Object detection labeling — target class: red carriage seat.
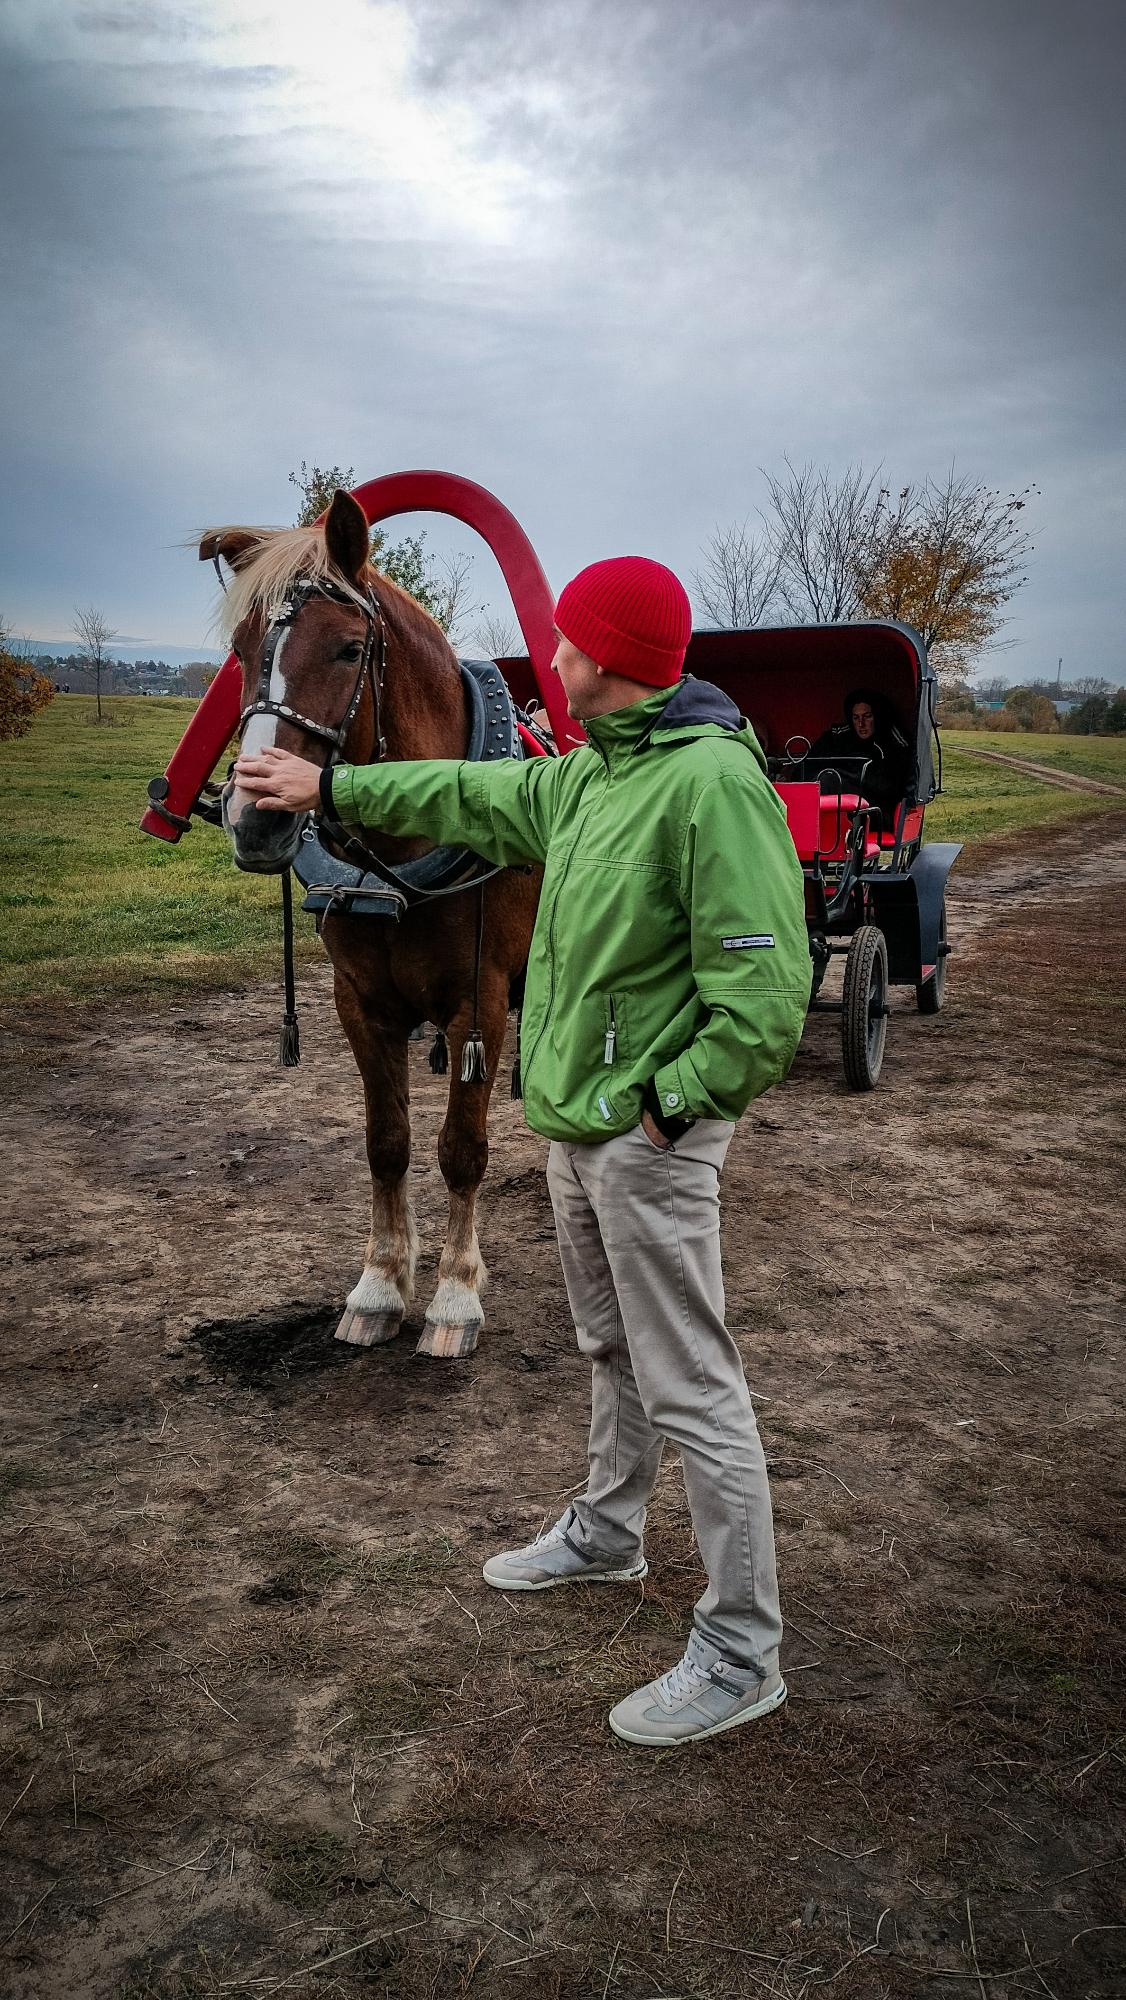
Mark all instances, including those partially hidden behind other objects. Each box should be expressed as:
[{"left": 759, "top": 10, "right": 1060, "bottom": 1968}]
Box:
[
  {"left": 774, "top": 781, "right": 821, "bottom": 859},
  {"left": 775, "top": 782, "right": 883, "bottom": 864}
]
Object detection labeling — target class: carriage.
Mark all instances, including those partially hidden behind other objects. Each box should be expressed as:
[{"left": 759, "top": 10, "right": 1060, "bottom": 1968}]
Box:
[
  {"left": 142, "top": 470, "right": 958, "bottom": 1100},
  {"left": 675, "top": 622, "right": 959, "bottom": 1090}
]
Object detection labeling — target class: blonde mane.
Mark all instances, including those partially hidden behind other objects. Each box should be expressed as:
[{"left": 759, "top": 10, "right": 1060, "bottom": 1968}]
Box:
[{"left": 209, "top": 524, "right": 373, "bottom": 641}]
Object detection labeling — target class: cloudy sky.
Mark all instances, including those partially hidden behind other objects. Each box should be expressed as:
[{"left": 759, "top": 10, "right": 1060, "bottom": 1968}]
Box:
[{"left": 1, "top": 0, "right": 1122, "bottom": 677}]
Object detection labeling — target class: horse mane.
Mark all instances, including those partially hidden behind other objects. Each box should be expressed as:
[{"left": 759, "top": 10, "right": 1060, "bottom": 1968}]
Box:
[{"left": 209, "top": 523, "right": 447, "bottom": 651}]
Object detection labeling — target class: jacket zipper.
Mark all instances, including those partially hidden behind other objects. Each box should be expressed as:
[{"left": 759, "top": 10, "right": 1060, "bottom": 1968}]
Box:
[
  {"left": 518, "top": 786, "right": 604, "bottom": 1097},
  {"left": 604, "top": 993, "right": 617, "bottom": 1065}
]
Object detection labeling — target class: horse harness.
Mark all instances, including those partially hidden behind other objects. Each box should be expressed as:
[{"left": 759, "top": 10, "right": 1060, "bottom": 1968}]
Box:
[
  {"left": 244, "top": 571, "right": 388, "bottom": 766},
  {"left": 244, "top": 577, "right": 530, "bottom": 1075},
  {"left": 296, "top": 654, "right": 525, "bottom": 923}
]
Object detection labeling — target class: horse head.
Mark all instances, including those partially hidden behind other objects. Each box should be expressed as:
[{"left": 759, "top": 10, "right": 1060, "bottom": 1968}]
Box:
[{"left": 201, "top": 491, "right": 377, "bottom": 874}]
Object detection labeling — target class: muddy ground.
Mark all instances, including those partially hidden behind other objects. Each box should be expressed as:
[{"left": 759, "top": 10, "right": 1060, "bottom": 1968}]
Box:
[{"left": 2, "top": 813, "right": 1124, "bottom": 2000}]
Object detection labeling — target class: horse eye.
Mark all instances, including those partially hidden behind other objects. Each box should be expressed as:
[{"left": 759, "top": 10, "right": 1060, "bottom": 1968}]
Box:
[{"left": 337, "top": 644, "right": 363, "bottom": 663}]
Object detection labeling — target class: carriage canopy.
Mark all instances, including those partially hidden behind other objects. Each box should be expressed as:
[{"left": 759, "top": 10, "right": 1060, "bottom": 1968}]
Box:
[{"left": 676, "top": 619, "right": 937, "bottom": 806}]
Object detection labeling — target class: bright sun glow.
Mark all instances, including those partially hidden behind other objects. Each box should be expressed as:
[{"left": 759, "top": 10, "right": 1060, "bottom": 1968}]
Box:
[{"left": 31, "top": 0, "right": 533, "bottom": 247}]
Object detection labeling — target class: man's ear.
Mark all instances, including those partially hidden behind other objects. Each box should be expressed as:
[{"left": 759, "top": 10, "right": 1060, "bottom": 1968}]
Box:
[
  {"left": 324, "top": 490, "right": 371, "bottom": 584},
  {"left": 198, "top": 529, "right": 262, "bottom": 570}
]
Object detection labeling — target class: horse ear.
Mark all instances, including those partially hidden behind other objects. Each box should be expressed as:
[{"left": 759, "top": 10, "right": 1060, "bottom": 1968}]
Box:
[
  {"left": 324, "top": 490, "right": 371, "bottom": 584},
  {"left": 198, "top": 529, "right": 261, "bottom": 571}
]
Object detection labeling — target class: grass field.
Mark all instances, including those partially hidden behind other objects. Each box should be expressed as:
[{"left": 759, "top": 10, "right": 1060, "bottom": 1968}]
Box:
[
  {"left": 945, "top": 729, "right": 1126, "bottom": 783},
  {"left": 927, "top": 731, "right": 1126, "bottom": 842},
  {"left": 1, "top": 696, "right": 320, "bottom": 1006},
  {"left": 2, "top": 698, "right": 1125, "bottom": 1007}
]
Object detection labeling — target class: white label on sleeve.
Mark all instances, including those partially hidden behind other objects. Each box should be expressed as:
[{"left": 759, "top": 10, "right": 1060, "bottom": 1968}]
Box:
[{"left": 722, "top": 934, "right": 775, "bottom": 950}]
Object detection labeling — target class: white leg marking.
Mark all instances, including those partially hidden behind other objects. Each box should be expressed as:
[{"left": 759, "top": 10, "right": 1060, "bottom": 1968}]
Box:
[
  {"left": 352, "top": 1178, "right": 418, "bottom": 1316},
  {"left": 226, "top": 628, "right": 289, "bottom": 826},
  {"left": 425, "top": 1192, "right": 486, "bottom": 1328},
  {"left": 347, "top": 1270, "right": 407, "bottom": 1316},
  {"left": 426, "top": 1276, "right": 485, "bottom": 1328}
]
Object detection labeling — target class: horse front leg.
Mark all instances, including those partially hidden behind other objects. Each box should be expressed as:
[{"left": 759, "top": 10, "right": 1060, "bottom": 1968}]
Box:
[
  {"left": 416, "top": 979, "right": 509, "bottom": 1360},
  {"left": 334, "top": 1007, "right": 417, "bottom": 1349}
]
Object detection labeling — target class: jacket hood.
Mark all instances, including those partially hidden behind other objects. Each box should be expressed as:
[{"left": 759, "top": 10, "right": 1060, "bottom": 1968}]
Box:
[
  {"left": 652, "top": 675, "right": 743, "bottom": 734},
  {"left": 583, "top": 675, "right": 764, "bottom": 775}
]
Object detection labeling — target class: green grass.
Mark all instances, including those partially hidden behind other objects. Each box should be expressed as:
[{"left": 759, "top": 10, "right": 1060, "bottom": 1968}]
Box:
[
  {"left": 0, "top": 696, "right": 319, "bottom": 1006},
  {"left": 926, "top": 730, "right": 1126, "bottom": 843},
  {"left": 3, "top": 698, "right": 1125, "bottom": 1009},
  {"left": 946, "top": 730, "right": 1126, "bottom": 784}
]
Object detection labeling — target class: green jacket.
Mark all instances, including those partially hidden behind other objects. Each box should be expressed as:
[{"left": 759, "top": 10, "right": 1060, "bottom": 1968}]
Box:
[{"left": 331, "top": 677, "right": 810, "bottom": 1144}]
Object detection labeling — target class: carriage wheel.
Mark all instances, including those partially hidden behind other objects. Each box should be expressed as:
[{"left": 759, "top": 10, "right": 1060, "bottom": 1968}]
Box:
[
  {"left": 842, "top": 926, "right": 888, "bottom": 1090},
  {"left": 916, "top": 897, "right": 948, "bottom": 1015}
]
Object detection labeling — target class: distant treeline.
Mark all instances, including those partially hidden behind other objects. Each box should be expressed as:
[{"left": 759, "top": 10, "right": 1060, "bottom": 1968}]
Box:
[
  {"left": 941, "top": 677, "right": 1126, "bottom": 734},
  {"left": 36, "top": 655, "right": 218, "bottom": 696}
]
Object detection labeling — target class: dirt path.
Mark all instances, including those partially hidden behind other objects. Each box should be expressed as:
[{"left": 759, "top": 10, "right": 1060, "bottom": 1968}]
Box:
[
  {"left": 953, "top": 743, "right": 1126, "bottom": 794},
  {"left": 1, "top": 814, "right": 1124, "bottom": 1999}
]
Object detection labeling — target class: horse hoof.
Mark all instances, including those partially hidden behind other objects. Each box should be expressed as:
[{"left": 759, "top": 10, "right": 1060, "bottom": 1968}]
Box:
[
  {"left": 335, "top": 1307, "right": 403, "bottom": 1348},
  {"left": 416, "top": 1320, "right": 481, "bottom": 1360}
]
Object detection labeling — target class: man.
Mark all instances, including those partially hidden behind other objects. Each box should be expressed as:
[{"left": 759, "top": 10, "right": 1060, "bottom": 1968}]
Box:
[
  {"left": 236, "top": 556, "right": 810, "bottom": 1747},
  {"left": 810, "top": 687, "right": 911, "bottom": 827}
]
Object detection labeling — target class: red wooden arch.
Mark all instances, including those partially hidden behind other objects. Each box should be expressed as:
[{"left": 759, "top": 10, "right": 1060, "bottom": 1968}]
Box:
[{"left": 141, "top": 469, "right": 570, "bottom": 843}]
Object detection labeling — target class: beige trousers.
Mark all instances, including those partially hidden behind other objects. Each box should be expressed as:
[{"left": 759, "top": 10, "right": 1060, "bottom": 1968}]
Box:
[{"left": 546, "top": 1120, "right": 782, "bottom": 1676}]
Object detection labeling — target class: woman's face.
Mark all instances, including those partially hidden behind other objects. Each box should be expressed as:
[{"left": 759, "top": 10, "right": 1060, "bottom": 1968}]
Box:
[{"left": 851, "top": 701, "right": 875, "bottom": 741}]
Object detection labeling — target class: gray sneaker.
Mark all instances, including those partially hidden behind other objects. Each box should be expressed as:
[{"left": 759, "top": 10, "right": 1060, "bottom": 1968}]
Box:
[
  {"left": 482, "top": 1506, "right": 647, "bottom": 1592},
  {"left": 608, "top": 1631, "right": 787, "bottom": 1745}
]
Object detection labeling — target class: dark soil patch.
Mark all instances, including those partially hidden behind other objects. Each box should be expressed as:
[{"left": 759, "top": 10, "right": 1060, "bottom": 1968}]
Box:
[{"left": 190, "top": 1300, "right": 351, "bottom": 1385}]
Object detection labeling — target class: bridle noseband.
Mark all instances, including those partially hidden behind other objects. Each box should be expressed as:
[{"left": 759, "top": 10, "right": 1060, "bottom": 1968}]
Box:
[{"left": 238, "top": 573, "right": 388, "bottom": 769}]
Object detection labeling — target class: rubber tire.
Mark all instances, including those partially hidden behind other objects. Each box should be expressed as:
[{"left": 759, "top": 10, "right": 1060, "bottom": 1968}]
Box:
[
  {"left": 842, "top": 926, "right": 888, "bottom": 1091},
  {"left": 916, "top": 898, "right": 947, "bottom": 1015}
]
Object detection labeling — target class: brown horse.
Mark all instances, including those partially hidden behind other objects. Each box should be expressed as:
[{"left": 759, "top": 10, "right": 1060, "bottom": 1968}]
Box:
[{"left": 202, "top": 489, "right": 539, "bottom": 1358}]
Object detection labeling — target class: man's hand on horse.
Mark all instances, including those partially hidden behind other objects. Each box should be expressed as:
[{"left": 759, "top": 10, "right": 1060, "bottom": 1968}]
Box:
[{"left": 234, "top": 746, "right": 322, "bottom": 814}]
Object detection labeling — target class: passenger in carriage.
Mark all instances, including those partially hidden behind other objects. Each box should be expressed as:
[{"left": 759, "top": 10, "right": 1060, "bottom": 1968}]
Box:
[{"left": 809, "top": 686, "right": 910, "bottom": 828}]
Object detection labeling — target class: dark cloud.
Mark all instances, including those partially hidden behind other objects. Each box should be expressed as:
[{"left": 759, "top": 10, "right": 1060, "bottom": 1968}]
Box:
[{"left": 0, "top": 0, "right": 1122, "bottom": 674}]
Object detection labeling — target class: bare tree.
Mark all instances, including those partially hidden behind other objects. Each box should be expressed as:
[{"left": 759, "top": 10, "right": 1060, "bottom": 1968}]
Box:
[
  {"left": 73, "top": 605, "right": 118, "bottom": 721},
  {"left": 760, "top": 460, "right": 910, "bottom": 625},
  {"left": 692, "top": 521, "right": 781, "bottom": 629},
  {"left": 429, "top": 553, "right": 482, "bottom": 648},
  {"left": 709, "top": 459, "right": 1035, "bottom": 677},
  {"left": 471, "top": 609, "right": 523, "bottom": 658},
  {"left": 972, "top": 674, "right": 1009, "bottom": 705}
]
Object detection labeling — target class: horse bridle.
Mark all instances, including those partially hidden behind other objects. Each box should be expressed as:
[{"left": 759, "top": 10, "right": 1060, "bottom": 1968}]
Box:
[{"left": 239, "top": 573, "right": 388, "bottom": 767}]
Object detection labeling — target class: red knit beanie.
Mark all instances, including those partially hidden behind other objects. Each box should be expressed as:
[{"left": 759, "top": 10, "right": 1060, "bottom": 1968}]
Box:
[{"left": 554, "top": 556, "right": 692, "bottom": 687}]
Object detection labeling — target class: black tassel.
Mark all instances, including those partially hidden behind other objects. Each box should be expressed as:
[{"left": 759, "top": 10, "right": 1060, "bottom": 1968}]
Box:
[
  {"left": 511, "top": 1007, "right": 522, "bottom": 1098},
  {"left": 278, "top": 871, "right": 300, "bottom": 1067},
  {"left": 461, "top": 1030, "right": 488, "bottom": 1083},
  {"left": 279, "top": 1011, "right": 301, "bottom": 1067},
  {"left": 428, "top": 1029, "right": 449, "bottom": 1075}
]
